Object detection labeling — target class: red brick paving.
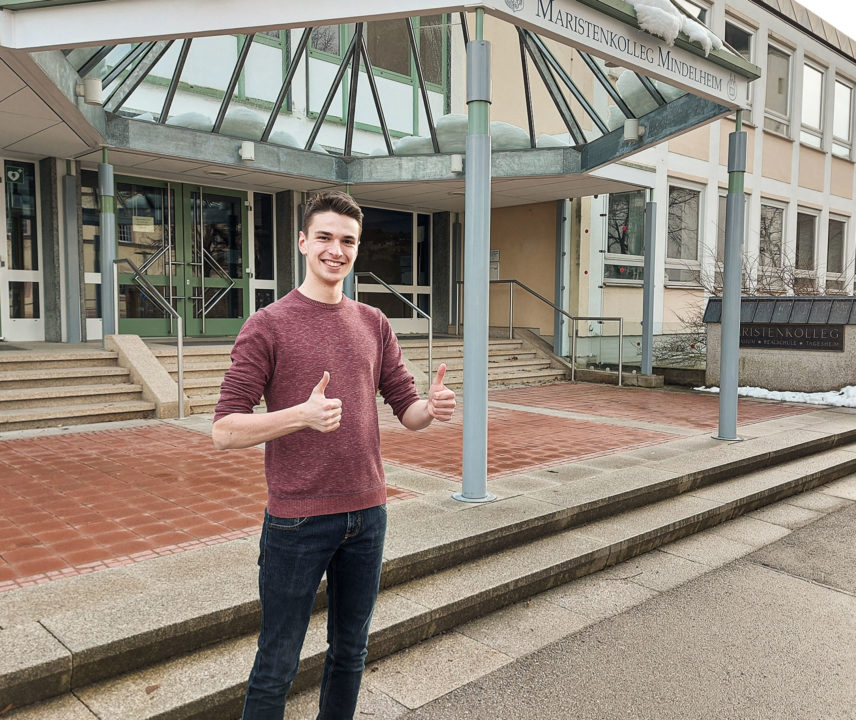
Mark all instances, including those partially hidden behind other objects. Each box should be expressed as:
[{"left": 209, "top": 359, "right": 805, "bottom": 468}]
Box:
[
  {"left": 489, "top": 383, "right": 810, "bottom": 430},
  {"left": 0, "top": 425, "right": 414, "bottom": 592},
  {"left": 0, "top": 382, "right": 811, "bottom": 591}
]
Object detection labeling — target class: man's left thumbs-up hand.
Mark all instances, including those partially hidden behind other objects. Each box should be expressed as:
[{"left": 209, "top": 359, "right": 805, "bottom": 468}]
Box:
[{"left": 427, "top": 363, "right": 456, "bottom": 422}]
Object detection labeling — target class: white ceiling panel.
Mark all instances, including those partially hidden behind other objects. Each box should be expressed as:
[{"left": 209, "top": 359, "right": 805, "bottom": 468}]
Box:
[
  {"left": 0, "top": 59, "right": 25, "bottom": 102},
  {"left": 6, "top": 122, "right": 89, "bottom": 157}
]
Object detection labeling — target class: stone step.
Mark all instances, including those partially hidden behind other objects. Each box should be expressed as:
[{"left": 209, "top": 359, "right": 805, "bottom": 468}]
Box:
[
  {"left": 0, "top": 383, "right": 145, "bottom": 410},
  {"left": 20, "top": 441, "right": 856, "bottom": 719},
  {"left": 0, "top": 400, "right": 156, "bottom": 432},
  {"left": 160, "top": 359, "right": 231, "bottom": 375},
  {"left": 0, "top": 366, "right": 131, "bottom": 390},
  {"left": 0, "top": 352, "right": 119, "bottom": 372},
  {"left": 405, "top": 349, "right": 538, "bottom": 365},
  {"left": 5, "top": 428, "right": 855, "bottom": 715},
  {"left": 148, "top": 345, "right": 233, "bottom": 359}
]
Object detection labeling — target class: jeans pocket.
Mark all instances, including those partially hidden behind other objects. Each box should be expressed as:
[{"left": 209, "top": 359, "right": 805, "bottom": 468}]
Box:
[{"left": 267, "top": 513, "right": 312, "bottom": 531}]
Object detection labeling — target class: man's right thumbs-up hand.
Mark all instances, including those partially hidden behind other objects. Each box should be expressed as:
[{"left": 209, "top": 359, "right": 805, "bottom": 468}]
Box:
[{"left": 302, "top": 371, "right": 343, "bottom": 432}]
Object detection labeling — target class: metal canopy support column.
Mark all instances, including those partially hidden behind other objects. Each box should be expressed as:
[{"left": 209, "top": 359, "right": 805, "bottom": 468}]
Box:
[
  {"left": 641, "top": 197, "right": 656, "bottom": 375},
  {"left": 717, "top": 110, "right": 747, "bottom": 441},
  {"left": 98, "top": 149, "right": 117, "bottom": 344},
  {"left": 454, "top": 9, "right": 494, "bottom": 504}
]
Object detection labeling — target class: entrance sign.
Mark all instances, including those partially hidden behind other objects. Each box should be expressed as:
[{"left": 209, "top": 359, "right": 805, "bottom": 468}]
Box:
[
  {"left": 740, "top": 324, "right": 845, "bottom": 352},
  {"left": 498, "top": 0, "right": 749, "bottom": 107}
]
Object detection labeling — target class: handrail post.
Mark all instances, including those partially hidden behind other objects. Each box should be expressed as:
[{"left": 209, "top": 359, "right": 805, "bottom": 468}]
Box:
[
  {"left": 113, "top": 260, "right": 120, "bottom": 335},
  {"left": 508, "top": 281, "right": 513, "bottom": 340},
  {"left": 571, "top": 318, "right": 577, "bottom": 382},
  {"left": 455, "top": 281, "right": 462, "bottom": 336},
  {"left": 176, "top": 316, "right": 185, "bottom": 419},
  {"left": 617, "top": 318, "right": 623, "bottom": 387}
]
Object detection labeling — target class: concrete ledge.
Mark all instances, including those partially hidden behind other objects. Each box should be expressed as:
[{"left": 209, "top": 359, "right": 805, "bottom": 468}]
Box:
[
  {"left": 0, "top": 622, "right": 71, "bottom": 710},
  {"left": 105, "top": 334, "right": 190, "bottom": 418}
]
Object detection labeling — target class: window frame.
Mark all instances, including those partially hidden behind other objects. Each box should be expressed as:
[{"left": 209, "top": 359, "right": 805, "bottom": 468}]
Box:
[
  {"left": 665, "top": 182, "right": 704, "bottom": 287},
  {"left": 799, "top": 60, "right": 825, "bottom": 148},
  {"left": 603, "top": 189, "right": 647, "bottom": 286},
  {"left": 824, "top": 215, "right": 848, "bottom": 294},
  {"left": 764, "top": 42, "right": 792, "bottom": 137},
  {"left": 758, "top": 200, "right": 786, "bottom": 270},
  {"left": 832, "top": 76, "right": 854, "bottom": 159}
]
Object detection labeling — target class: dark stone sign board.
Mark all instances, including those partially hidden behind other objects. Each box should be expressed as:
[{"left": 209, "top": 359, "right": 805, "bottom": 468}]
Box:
[{"left": 740, "top": 324, "right": 845, "bottom": 351}]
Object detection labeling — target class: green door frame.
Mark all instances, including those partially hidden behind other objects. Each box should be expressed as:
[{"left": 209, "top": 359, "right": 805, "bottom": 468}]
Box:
[{"left": 115, "top": 177, "right": 249, "bottom": 338}]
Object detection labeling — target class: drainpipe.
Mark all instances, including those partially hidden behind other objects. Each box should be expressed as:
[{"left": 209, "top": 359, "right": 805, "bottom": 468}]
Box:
[
  {"left": 716, "top": 111, "right": 746, "bottom": 441},
  {"left": 455, "top": 9, "right": 495, "bottom": 503},
  {"left": 98, "top": 147, "right": 117, "bottom": 345}
]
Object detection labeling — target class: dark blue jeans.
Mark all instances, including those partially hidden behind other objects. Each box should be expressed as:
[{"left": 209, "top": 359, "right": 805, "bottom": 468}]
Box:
[{"left": 242, "top": 505, "right": 387, "bottom": 720}]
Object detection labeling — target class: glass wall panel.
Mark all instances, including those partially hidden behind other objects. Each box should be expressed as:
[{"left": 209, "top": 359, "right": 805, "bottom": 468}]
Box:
[
  {"left": 418, "top": 15, "right": 444, "bottom": 85},
  {"left": 116, "top": 182, "right": 174, "bottom": 274},
  {"left": 367, "top": 19, "right": 410, "bottom": 77},
  {"left": 119, "top": 283, "right": 172, "bottom": 319},
  {"left": 9, "top": 281, "right": 40, "bottom": 319},
  {"left": 416, "top": 214, "right": 430, "bottom": 286},
  {"left": 356, "top": 207, "right": 413, "bottom": 284},
  {"left": 5, "top": 161, "right": 38, "bottom": 271},
  {"left": 254, "top": 193, "right": 274, "bottom": 280},
  {"left": 255, "top": 288, "right": 275, "bottom": 309},
  {"left": 81, "top": 170, "right": 101, "bottom": 274}
]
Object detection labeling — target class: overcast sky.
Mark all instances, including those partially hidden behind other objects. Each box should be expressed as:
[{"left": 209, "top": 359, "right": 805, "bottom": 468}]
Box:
[{"left": 797, "top": 2, "right": 856, "bottom": 41}]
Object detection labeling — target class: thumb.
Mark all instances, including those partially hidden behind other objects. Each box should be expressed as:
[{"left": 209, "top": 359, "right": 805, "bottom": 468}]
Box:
[
  {"left": 433, "top": 363, "right": 447, "bottom": 387},
  {"left": 313, "top": 371, "right": 330, "bottom": 396}
]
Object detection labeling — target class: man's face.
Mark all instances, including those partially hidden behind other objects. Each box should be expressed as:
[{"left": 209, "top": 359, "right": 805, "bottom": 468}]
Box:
[{"left": 298, "top": 210, "right": 360, "bottom": 290}]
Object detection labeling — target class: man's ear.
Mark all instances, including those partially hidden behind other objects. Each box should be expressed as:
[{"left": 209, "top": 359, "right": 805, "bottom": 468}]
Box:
[{"left": 297, "top": 231, "right": 307, "bottom": 255}]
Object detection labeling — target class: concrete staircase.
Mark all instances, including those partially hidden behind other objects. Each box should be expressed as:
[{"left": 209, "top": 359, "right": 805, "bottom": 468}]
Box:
[
  {"left": 149, "top": 344, "right": 234, "bottom": 414},
  {"left": 0, "top": 350, "right": 155, "bottom": 432},
  {"left": 399, "top": 336, "right": 567, "bottom": 388},
  {"left": 4, "top": 423, "right": 856, "bottom": 718}
]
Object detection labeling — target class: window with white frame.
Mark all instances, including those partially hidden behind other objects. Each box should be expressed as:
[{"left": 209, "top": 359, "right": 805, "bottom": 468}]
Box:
[
  {"left": 832, "top": 78, "right": 853, "bottom": 158},
  {"left": 759, "top": 202, "right": 784, "bottom": 268},
  {"left": 800, "top": 62, "right": 824, "bottom": 148},
  {"left": 666, "top": 185, "right": 702, "bottom": 284},
  {"left": 826, "top": 217, "right": 847, "bottom": 292},
  {"left": 794, "top": 210, "right": 817, "bottom": 293},
  {"left": 604, "top": 190, "right": 645, "bottom": 282},
  {"left": 725, "top": 20, "right": 753, "bottom": 103},
  {"left": 764, "top": 45, "right": 791, "bottom": 135}
]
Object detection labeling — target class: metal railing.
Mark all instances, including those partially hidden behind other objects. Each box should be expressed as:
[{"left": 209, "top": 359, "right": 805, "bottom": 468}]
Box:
[
  {"left": 114, "top": 257, "right": 185, "bottom": 418},
  {"left": 455, "top": 279, "right": 624, "bottom": 386},
  {"left": 354, "top": 272, "right": 432, "bottom": 376}
]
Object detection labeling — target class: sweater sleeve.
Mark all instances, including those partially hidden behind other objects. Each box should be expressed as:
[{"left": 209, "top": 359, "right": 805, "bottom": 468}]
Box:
[
  {"left": 213, "top": 311, "right": 275, "bottom": 422},
  {"left": 377, "top": 313, "right": 420, "bottom": 421}
]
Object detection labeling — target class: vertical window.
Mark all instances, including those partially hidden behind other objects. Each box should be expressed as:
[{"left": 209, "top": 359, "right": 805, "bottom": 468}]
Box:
[
  {"left": 604, "top": 190, "right": 645, "bottom": 281},
  {"left": 666, "top": 185, "right": 701, "bottom": 284},
  {"left": 310, "top": 25, "right": 343, "bottom": 55},
  {"left": 827, "top": 218, "right": 846, "bottom": 276},
  {"left": 800, "top": 63, "right": 824, "bottom": 147},
  {"left": 253, "top": 193, "right": 274, "bottom": 281},
  {"left": 826, "top": 218, "right": 847, "bottom": 292},
  {"left": 795, "top": 212, "right": 816, "bottom": 271},
  {"left": 759, "top": 204, "right": 784, "bottom": 268},
  {"left": 725, "top": 20, "right": 753, "bottom": 102},
  {"left": 764, "top": 45, "right": 791, "bottom": 135},
  {"left": 833, "top": 79, "right": 853, "bottom": 158}
]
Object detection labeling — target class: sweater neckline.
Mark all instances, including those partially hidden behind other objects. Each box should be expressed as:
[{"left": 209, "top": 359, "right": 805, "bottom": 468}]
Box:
[{"left": 293, "top": 288, "right": 347, "bottom": 311}]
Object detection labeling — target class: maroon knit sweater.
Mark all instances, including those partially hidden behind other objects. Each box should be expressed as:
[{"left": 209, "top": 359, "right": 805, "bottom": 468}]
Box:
[{"left": 213, "top": 289, "right": 420, "bottom": 517}]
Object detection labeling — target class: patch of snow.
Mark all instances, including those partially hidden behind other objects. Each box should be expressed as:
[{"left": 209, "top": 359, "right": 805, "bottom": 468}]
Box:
[
  {"left": 220, "top": 106, "right": 266, "bottom": 140},
  {"left": 694, "top": 385, "right": 856, "bottom": 408},
  {"left": 166, "top": 111, "right": 213, "bottom": 131},
  {"left": 626, "top": 0, "right": 723, "bottom": 56}
]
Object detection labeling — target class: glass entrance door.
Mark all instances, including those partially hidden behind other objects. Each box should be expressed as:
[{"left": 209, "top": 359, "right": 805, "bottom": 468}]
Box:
[
  {"left": 1, "top": 161, "right": 44, "bottom": 342},
  {"left": 116, "top": 178, "right": 249, "bottom": 337}
]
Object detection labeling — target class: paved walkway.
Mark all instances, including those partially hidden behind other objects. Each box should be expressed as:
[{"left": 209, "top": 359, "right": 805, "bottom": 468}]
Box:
[{"left": 0, "top": 383, "right": 811, "bottom": 592}]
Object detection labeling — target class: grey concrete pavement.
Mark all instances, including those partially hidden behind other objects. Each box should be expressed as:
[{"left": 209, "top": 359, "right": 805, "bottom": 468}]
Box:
[{"left": 394, "top": 500, "right": 856, "bottom": 720}]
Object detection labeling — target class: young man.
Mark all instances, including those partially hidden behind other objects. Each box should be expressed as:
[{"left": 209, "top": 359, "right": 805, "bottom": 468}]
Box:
[{"left": 212, "top": 190, "right": 455, "bottom": 720}]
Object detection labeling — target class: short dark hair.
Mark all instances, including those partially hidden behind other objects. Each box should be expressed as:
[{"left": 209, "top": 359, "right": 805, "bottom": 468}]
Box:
[{"left": 302, "top": 190, "right": 363, "bottom": 235}]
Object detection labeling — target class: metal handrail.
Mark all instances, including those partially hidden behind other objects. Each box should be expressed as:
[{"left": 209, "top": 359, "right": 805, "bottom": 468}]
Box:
[
  {"left": 354, "top": 272, "right": 432, "bottom": 376},
  {"left": 114, "top": 257, "right": 185, "bottom": 418},
  {"left": 455, "top": 279, "right": 624, "bottom": 386}
]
